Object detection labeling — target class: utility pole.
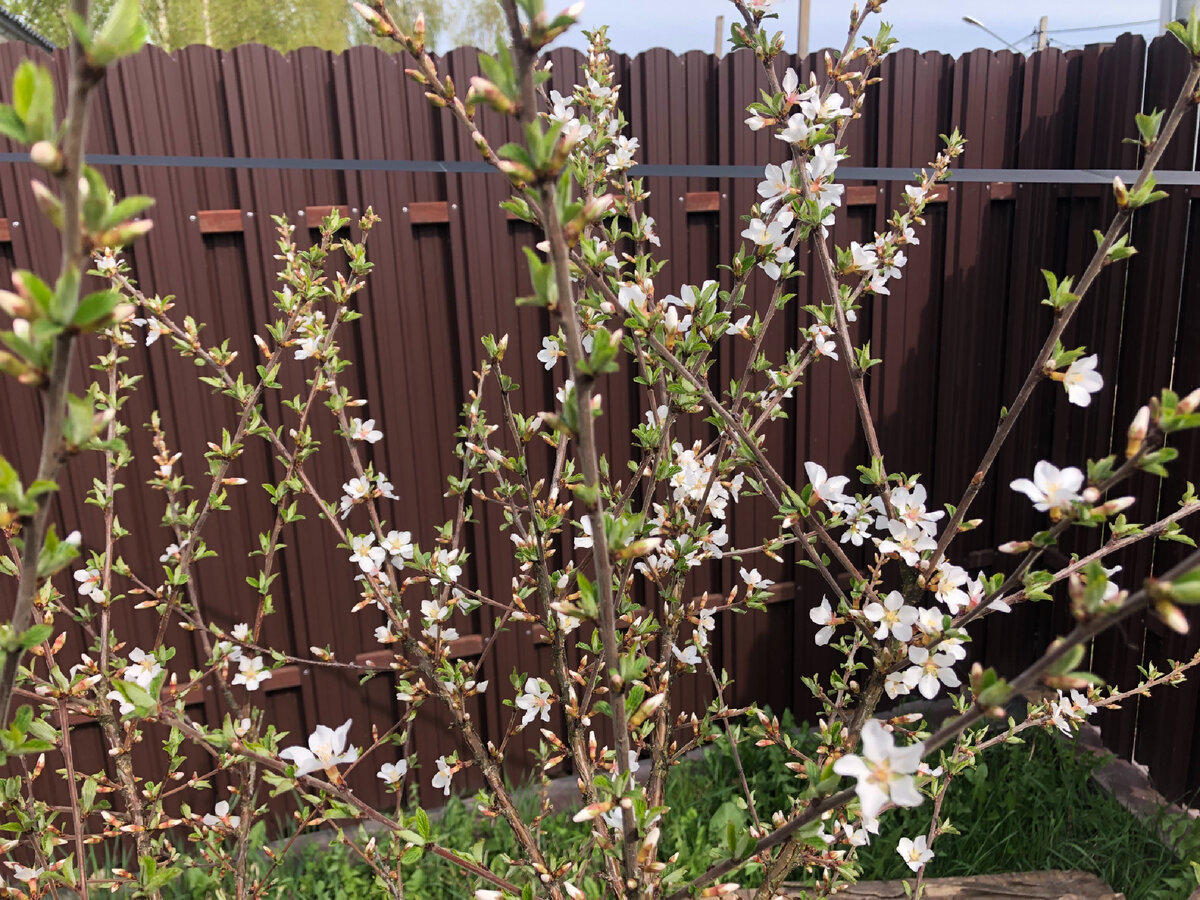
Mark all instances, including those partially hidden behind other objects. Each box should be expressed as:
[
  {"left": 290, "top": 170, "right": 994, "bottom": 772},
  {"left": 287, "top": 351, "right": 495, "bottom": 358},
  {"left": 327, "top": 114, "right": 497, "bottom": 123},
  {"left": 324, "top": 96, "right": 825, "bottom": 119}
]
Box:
[
  {"left": 715, "top": 15, "right": 724, "bottom": 58},
  {"left": 1036, "top": 15, "right": 1048, "bottom": 51},
  {"left": 798, "top": 0, "right": 810, "bottom": 57},
  {"left": 1164, "top": 0, "right": 1198, "bottom": 29}
]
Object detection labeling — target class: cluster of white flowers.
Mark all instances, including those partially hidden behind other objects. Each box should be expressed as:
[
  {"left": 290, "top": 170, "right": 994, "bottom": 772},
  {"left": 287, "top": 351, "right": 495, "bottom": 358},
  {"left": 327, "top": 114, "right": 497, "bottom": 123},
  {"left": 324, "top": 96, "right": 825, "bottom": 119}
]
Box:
[
  {"left": 849, "top": 233, "right": 909, "bottom": 295},
  {"left": 797, "top": 464, "right": 981, "bottom": 704},
  {"left": 292, "top": 309, "right": 327, "bottom": 361},
  {"left": 420, "top": 595, "right": 460, "bottom": 643},
  {"left": 1049, "top": 688, "right": 1098, "bottom": 736},
  {"left": 348, "top": 529, "right": 415, "bottom": 578},
  {"left": 741, "top": 209, "right": 796, "bottom": 281},
  {"left": 668, "top": 440, "right": 743, "bottom": 522},
  {"left": 338, "top": 470, "right": 398, "bottom": 519},
  {"left": 130, "top": 314, "right": 170, "bottom": 347}
]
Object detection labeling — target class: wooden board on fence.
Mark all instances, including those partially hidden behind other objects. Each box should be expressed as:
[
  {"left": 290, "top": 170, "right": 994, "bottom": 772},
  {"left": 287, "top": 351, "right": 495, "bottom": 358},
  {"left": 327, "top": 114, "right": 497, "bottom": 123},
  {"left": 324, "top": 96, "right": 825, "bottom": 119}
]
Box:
[{"left": 764, "top": 870, "right": 1122, "bottom": 899}]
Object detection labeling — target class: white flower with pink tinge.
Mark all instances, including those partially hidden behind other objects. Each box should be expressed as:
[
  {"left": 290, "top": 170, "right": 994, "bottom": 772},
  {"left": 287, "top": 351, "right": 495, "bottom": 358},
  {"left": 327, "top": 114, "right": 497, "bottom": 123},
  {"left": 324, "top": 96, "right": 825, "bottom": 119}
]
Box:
[{"left": 832, "top": 719, "right": 925, "bottom": 819}]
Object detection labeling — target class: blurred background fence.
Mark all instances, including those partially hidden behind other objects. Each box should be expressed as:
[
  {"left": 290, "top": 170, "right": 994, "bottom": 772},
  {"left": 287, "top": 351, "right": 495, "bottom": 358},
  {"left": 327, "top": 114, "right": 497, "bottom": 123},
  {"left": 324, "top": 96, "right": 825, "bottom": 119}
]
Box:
[{"left": 1, "top": 31, "right": 1199, "bottom": 816}]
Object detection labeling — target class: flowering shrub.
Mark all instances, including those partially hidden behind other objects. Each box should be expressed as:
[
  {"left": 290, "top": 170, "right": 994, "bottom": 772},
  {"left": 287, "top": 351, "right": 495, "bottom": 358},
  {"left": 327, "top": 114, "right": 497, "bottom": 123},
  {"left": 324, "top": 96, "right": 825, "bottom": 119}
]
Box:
[{"left": 2, "top": 0, "right": 1200, "bottom": 898}]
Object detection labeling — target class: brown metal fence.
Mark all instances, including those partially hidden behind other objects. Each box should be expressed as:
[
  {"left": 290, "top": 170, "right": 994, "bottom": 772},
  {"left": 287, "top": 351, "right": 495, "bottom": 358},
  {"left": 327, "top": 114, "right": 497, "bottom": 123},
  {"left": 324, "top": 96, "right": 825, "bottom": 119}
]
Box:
[{"left": 1, "top": 32, "right": 1199, "bottom": 820}]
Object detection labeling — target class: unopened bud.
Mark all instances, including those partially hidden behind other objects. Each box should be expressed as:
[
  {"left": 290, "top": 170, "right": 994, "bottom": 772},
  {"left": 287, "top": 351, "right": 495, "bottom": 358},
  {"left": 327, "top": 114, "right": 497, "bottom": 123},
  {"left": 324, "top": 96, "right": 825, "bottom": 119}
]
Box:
[
  {"left": 1178, "top": 387, "right": 1200, "bottom": 415},
  {"left": 629, "top": 692, "right": 665, "bottom": 728},
  {"left": 0, "top": 290, "right": 32, "bottom": 319},
  {"left": 1154, "top": 598, "right": 1189, "bottom": 634},
  {"left": 0, "top": 350, "right": 31, "bottom": 380},
  {"left": 467, "top": 77, "right": 516, "bottom": 115},
  {"left": 1126, "top": 405, "right": 1150, "bottom": 458},
  {"left": 1092, "top": 496, "right": 1135, "bottom": 516},
  {"left": 29, "top": 140, "right": 61, "bottom": 172},
  {"left": 1113, "top": 175, "right": 1128, "bottom": 207},
  {"left": 998, "top": 540, "right": 1032, "bottom": 555},
  {"left": 99, "top": 219, "right": 154, "bottom": 249},
  {"left": 1082, "top": 486, "right": 1101, "bottom": 504},
  {"left": 30, "top": 179, "right": 63, "bottom": 230}
]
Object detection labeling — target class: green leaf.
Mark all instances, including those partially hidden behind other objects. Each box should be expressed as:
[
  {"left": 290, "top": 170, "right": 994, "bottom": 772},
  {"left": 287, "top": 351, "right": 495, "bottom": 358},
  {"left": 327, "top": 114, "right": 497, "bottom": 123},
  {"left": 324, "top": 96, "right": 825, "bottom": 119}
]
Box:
[
  {"left": 105, "top": 194, "right": 154, "bottom": 228},
  {"left": 72, "top": 290, "right": 124, "bottom": 330},
  {"left": 63, "top": 392, "right": 96, "bottom": 448},
  {"left": 81, "top": 776, "right": 98, "bottom": 813},
  {"left": 0, "top": 105, "right": 27, "bottom": 144},
  {"left": 111, "top": 679, "right": 158, "bottom": 718},
  {"left": 19, "top": 624, "right": 52, "bottom": 649},
  {"left": 89, "top": 0, "right": 149, "bottom": 66}
]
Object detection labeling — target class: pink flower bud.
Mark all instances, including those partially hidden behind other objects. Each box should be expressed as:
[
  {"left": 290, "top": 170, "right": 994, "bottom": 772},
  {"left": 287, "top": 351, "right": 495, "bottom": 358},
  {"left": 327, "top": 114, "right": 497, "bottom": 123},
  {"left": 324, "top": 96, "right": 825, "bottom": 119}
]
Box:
[{"left": 1126, "top": 405, "right": 1150, "bottom": 458}]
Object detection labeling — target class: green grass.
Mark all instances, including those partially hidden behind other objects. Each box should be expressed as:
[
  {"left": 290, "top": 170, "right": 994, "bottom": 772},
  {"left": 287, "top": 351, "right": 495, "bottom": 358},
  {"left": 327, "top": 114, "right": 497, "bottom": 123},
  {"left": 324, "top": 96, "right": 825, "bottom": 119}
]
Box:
[
  {"left": 852, "top": 734, "right": 1200, "bottom": 900},
  {"left": 153, "top": 717, "right": 1198, "bottom": 899}
]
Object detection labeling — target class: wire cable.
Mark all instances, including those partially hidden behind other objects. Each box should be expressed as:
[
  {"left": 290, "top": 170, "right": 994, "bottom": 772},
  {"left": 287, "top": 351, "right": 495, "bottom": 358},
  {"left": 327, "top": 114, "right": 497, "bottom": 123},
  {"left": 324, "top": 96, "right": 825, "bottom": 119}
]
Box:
[{"left": 1043, "top": 18, "right": 1158, "bottom": 35}]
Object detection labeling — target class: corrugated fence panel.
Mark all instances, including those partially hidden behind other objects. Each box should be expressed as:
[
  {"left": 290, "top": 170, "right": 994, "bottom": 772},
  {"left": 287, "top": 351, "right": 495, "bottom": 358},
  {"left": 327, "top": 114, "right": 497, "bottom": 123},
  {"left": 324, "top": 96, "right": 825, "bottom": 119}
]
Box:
[{"left": 1, "top": 36, "right": 1199, "bottom": 810}]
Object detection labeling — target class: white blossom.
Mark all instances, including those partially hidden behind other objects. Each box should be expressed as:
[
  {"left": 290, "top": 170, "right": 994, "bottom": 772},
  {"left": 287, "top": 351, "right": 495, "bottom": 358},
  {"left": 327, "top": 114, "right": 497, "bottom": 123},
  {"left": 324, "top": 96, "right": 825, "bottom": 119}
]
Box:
[
  {"left": 106, "top": 689, "right": 134, "bottom": 716},
  {"left": 776, "top": 113, "right": 811, "bottom": 145},
  {"left": 832, "top": 719, "right": 924, "bottom": 818},
  {"left": 810, "top": 596, "right": 836, "bottom": 646},
  {"left": 877, "top": 519, "right": 936, "bottom": 567},
  {"left": 804, "top": 460, "right": 851, "bottom": 507},
  {"left": 904, "top": 646, "right": 960, "bottom": 700},
  {"left": 232, "top": 655, "right": 272, "bottom": 691},
  {"left": 606, "top": 135, "right": 638, "bottom": 171},
  {"left": 516, "top": 677, "right": 553, "bottom": 727},
  {"left": 757, "top": 161, "right": 795, "bottom": 211},
  {"left": 349, "top": 417, "right": 383, "bottom": 443},
  {"left": 432, "top": 755, "right": 455, "bottom": 795},
  {"left": 671, "top": 643, "right": 701, "bottom": 667},
  {"left": 1050, "top": 688, "right": 1097, "bottom": 736},
  {"left": 349, "top": 533, "right": 386, "bottom": 573},
  {"left": 381, "top": 529, "right": 415, "bottom": 564},
  {"left": 863, "top": 590, "right": 918, "bottom": 642},
  {"left": 74, "top": 567, "right": 102, "bottom": 599},
  {"left": 931, "top": 562, "right": 970, "bottom": 614},
  {"left": 203, "top": 799, "right": 241, "bottom": 829},
  {"left": 740, "top": 567, "right": 774, "bottom": 593},
  {"left": 377, "top": 760, "right": 408, "bottom": 784},
  {"left": 280, "top": 719, "right": 358, "bottom": 778},
  {"left": 123, "top": 648, "right": 162, "bottom": 689},
  {"left": 1010, "top": 461, "right": 1084, "bottom": 514},
  {"left": 538, "top": 335, "right": 563, "bottom": 369},
  {"left": 897, "top": 835, "right": 934, "bottom": 872},
  {"left": 1063, "top": 354, "right": 1104, "bottom": 407},
  {"left": 873, "top": 483, "right": 942, "bottom": 536}
]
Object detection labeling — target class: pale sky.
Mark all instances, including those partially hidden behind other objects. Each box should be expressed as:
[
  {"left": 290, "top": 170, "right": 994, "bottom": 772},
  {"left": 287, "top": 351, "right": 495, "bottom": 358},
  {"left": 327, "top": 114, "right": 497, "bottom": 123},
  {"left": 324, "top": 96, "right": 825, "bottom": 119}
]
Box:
[{"left": 561, "top": 1, "right": 1165, "bottom": 57}]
